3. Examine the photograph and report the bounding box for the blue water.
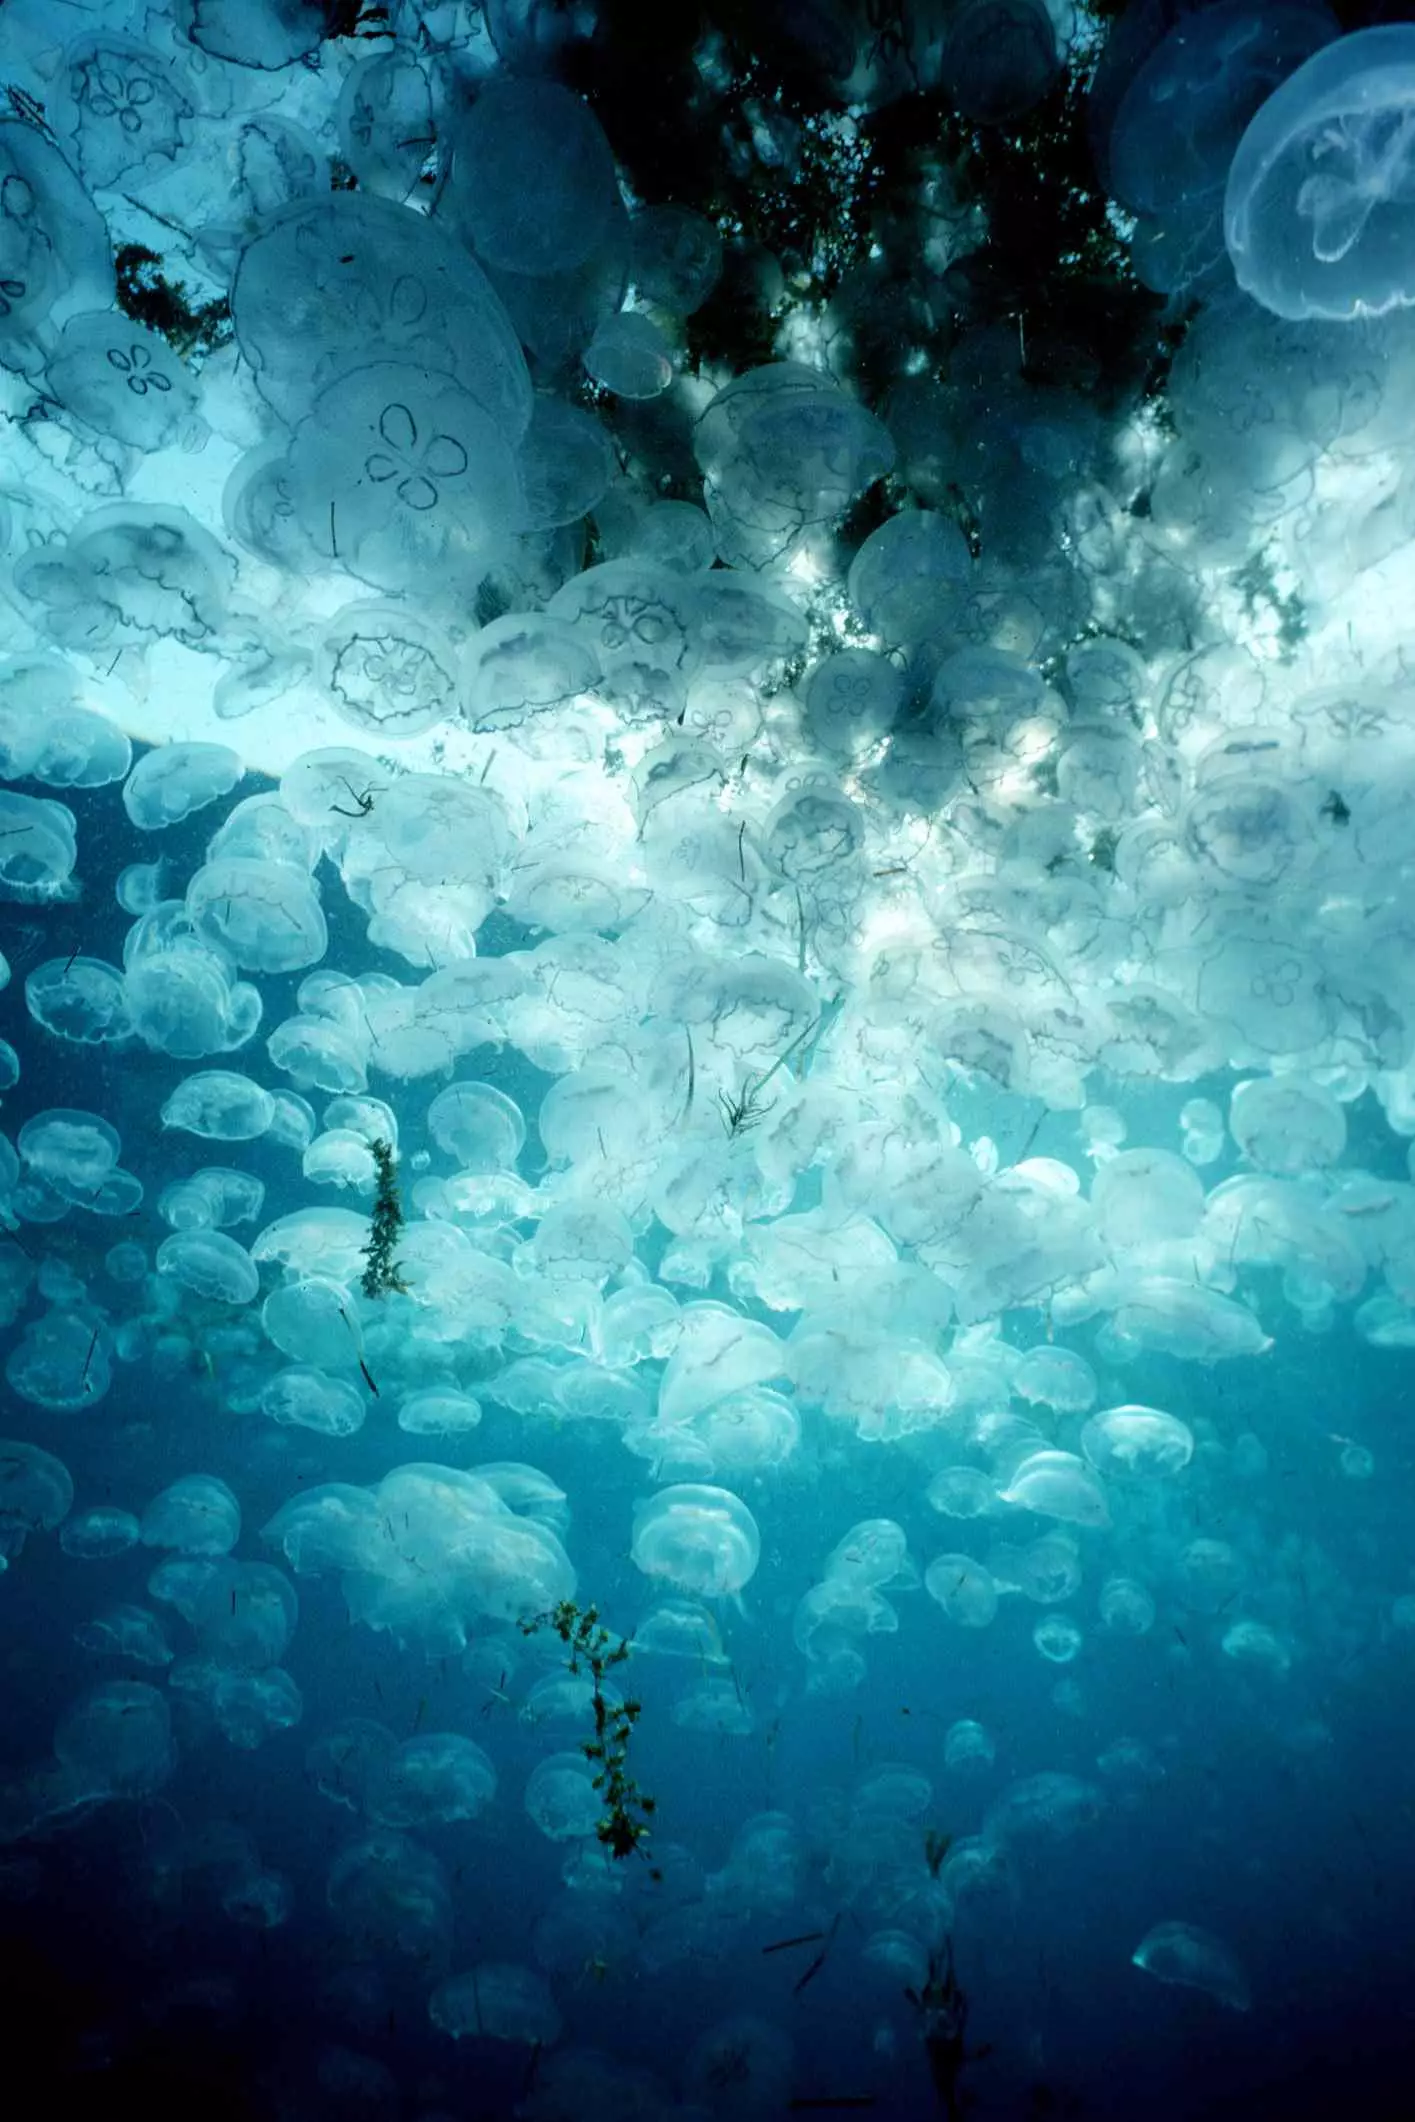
[5,3,1415,2117]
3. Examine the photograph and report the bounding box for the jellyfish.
[162,1072,274,1142]
[0,1440,73,1553]
[999,1450,1111,1529]
[0,118,113,345]
[1226,26,1415,320]
[54,1679,173,1798]
[925,1554,1000,1629]
[630,1484,761,1600]
[157,1230,260,1306]
[140,1475,241,1557]
[524,1751,601,1841]
[367,1734,496,1829]
[1080,1405,1195,1481]
[1133,1920,1252,2011]
[46,311,200,452]
[429,1963,561,2046]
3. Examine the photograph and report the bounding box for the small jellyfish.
[1098,1576,1156,1636]
[74,1603,172,1668]
[140,1475,241,1557]
[584,310,674,400]
[525,1751,601,1841]
[260,1366,366,1438]
[429,1962,561,2047]
[426,1082,526,1172]
[630,1484,760,1599]
[944,1718,996,1772]
[999,1450,1111,1529]
[162,1072,274,1142]
[1033,1614,1083,1665]
[367,1733,496,1828]
[124,743,242,832]
[0,1439,74,1546]
[192,1561,298,1671]
[396,1390,482,1437]
[824,1519,911,1588]
[926,1465,997,1520]
[54,1679,172,1797]
[1080,1405,1194,1481]
[157,1229,260,1306]
[61,1504,139,1560]
[925,1553,1000,1628]
[1132,1920,1251,2011]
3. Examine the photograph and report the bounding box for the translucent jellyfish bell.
[426,1082,526,1172]
[517,397,615,532]
[25,958,130,1047]
[7,1313,111,1409]
[307,1718,394,1812]
[337,359,521,574]
[1081,1404,1195,1480]
[1132,1920,1252,2011]
[61,1504,139,1560]
[584,310,675,399]
[260,1366,367,1438]
[1229,1073,1346,1174]
[74,1603,172,1668]
[525,1751,601,1841]
[175,1663,297,1748]
[0,1439,74,1548]
[54,1679,173,1798]
[926,1465,997,1520]
[191,1561,298,1672]
[327,1831,452,1961]
[231,191,531,436]
[1226,26,1415,321]
[453,78,618,277]
[689,1386,800,1475]
[140,1474,241,1557]
[186,857,327,975]
[397,1389,483,1437]
[1091,1147,1206,1246]
[17,1109,120,1196]
[47,311,201,452]
[124,744,242,832]
[630,1484,761,1599]
[162,1072,274,1142]
[1033,1614,1083,1664]
[156,1229,260,1307]
[0,118,114,345]
[366,1733,496,1828]
[0,793,78,901]
[1099,1575,1156,1636]
[999,1449,1111,1529]
[823,1519,911,1589]
[159,1168,264,1233]
[925,1553,1000,1628]
[1106,1,1338,296]
[430,1963,561,2047]
[633,1600,726,1664]
[944,1718,996,1772]
[1012,1344,1097,1414]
